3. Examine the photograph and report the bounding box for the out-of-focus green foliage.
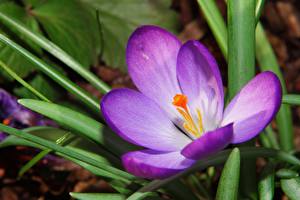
[0,2,39,80]
[79,0,179,71]
[26,0,100,67]
[14,74,61,101]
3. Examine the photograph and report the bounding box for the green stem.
[228,0,257,198]
[283,94,300,105]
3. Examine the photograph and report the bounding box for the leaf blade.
[0,124,134,182]
[216,148,240,200]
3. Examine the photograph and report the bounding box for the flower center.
[172,94,204,138]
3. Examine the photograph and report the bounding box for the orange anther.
[2,118,11,125]
[172,94,188,110]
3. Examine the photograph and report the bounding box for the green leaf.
[255,0,266,24]
[0,33,100,112]
[228,0,256,98]
[0,124,134,182]
[276,168,299,179]
[18,131,71,177]
[0,9,110,93]
[0,128,123,178]
[282,94,300,106]
[82,0,179,70]
[256,23,294,151]
[216,148,240,200]
[196,0,228,58]
[0,126,119,166]
[228,0,257,198]
[281,177,300,200]
[0,60,50,102]
[30,0,100,67]
[70,193,125,200]
[127,192,157,200]
[258,162,275,200]
[0,2,40,80]
[14,74,61,101]
[18,99,138,156]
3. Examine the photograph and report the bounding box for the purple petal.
[221,71,282,143]
[181,124,233,160]
[101,88,191,152]
[0,132,7,141]
[126,25,182,121]
[0,89,20,118]
[122,150,195,179]
[177,41,224,131]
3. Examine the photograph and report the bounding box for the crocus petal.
[126,25,182,121]
[177,41,224,131]
[122,150,195,179]
[221,71,282,143]
[101,88,192,152]
[181,124,233,160]
[0,89,20,118]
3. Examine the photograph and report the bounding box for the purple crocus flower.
[0,89,55,140]
[100,26,282,179]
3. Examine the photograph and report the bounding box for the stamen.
[176,108,200,137]
[173,94,205,138]
[197,109,205,134]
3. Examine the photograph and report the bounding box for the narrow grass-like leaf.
[18,132,72,177]
[70,193,126,200]
[216,148,240,200]
[259,132,272,148]
[0,33,100,112]
[259,125,280,149]
[258,162,275,200]
[164,180,199,200]
[1,126,115,165]
[0,127,122,178]
[126,192,158,200]
[131,147,300,192]
[0,134,122,178]
[256,23,293,151]
[0,11,111,93]
[18,99,138,156]
[186,175,212,200]
[283,94,300,105]
[228,0,256,198]
[281,177,300,200]
[264,126,280,149]
[255,0,265,24]
[0,124,134,182]
[228,0,255,97]
[196,0,227,57]
[0,60,50,102]
[276,169,299,179]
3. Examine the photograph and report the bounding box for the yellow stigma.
[172,94,204,138]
